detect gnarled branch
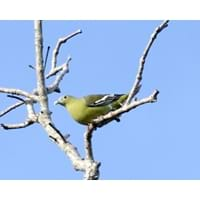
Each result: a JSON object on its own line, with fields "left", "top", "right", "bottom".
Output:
{"left": 46, "top": 29, "right": 82, "bottom": 79}
{"left": 125, "top": 20, "right": 169, "bottom": 104}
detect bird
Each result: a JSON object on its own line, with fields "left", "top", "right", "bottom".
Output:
{"left": 54, "top": 94, "right": 128, "bottom": 125}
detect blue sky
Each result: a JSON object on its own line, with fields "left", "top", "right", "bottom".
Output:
{"left": 0, "top": 20, "right": 200, "bottom": 180}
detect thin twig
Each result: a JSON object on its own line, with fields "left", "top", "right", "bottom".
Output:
{"left": 46, "top": 56, "right": 71, "bottom": 79}
{"left": 51, "top": 29, "right": 82, "bottom": 71}
{"left": 1, "top": 98, "right": 37, "bottom": 130}
{"left": 46, "top": 56, "right": 71, "bottom": 91}
{"left": 0, "top": 95, "right": 37, "bottom": 118}
{"left": 125, "top": 20, "right": 169, "bottom": 105}
{"left": 1, "top": 118, "right": 34, "bottom": 129}
{"left": 0, "top": 95, "right": 26, "bottom": 117}
{"left": 0, "top": 101, "right": 24, "bottom": 117}
{"left": 44, "top": 46, "right": 50, "bottom": 71}
{"left": 7, "top": 95, "right": 26, "bottom": 103}
{"left": 28, "top": 65, "right": 35, "bottom": 70}
{"left": 45, "top": 29, "right": 81, "bottom": 79}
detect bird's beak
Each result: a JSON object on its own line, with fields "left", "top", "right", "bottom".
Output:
{"left": 54, "top": 97, "right": 65, "bottom": 106}
{"left": 54, "top": 99, "right": 60, "bottom": 105}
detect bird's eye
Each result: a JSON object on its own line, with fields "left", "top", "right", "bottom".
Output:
{"left": 64, "top": 96, "right": 67, "bottom": 99}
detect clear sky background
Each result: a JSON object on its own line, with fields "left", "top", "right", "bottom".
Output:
{"left": 0, "top": 20, "right": 200, "bottom": 180}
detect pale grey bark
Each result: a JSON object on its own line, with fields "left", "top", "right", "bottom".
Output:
{"left": 125, "top": 20, "right": 169, "bottom": 105}
{"left": 0, "top": 20, "right": 169, "bottom": 179}
{"left": 0, "top": 87, "right": 38, "bottom": 101}
{"left": 34, "top": 21, "right": 99, "bottom": 180}
{"left": 46, "top": 29, "right": 82, "bottom": 79}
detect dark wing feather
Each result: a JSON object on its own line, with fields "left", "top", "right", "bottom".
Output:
{"left": 85, "top": 94, "right": 124, "bottom": 107}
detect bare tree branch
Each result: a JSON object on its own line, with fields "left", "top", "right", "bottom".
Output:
{"left": 0, "top": 87, "right": 38, "bottom": 101}
{"left": 125, "top": 20, "right": 169, "bottom": 105}
{"left": 26, "top": 101, "right": 37, "bottom": 119}
{"left": 52, "top": 29, "right": 82, "bottom": 69}
{"left": 83, "top": 124, "right": 101, "bottom": 180}
{"left": 1, "top": 119, "right": 34, "bottom": 129}
{"left": 39, "top": 120, "right": 100, "bottom": 180}
{"left": 46, "top": 29, "right": 82, "bottom": 79}
{"left": 1, "top": 111, "right": 36, "bottom": 130}
{"left": 41, "top": 122, "right": 82, "bottom": 166}
{"left": 7, "top": 95, "right": 26, "bottom": 103}
{"left": 88, "top": 20, "right": 169, "bottom": 129}
{"left": 0, "top": 101, "right": 24, "bottom": 117}
{"left": 1, "top": 115, "right": 36, "bottom": 130}
{"left": 44, "top": 46, "right": 50, "bottom": 71}
{"left": 1, "top": 98, "right": 37, "bottom": 130}
{"left": 84, "top": 124, "right": 96, "bottom": 160}
{"left": 33, "top": 20, "right": 99, "bottom": 180}
{"left": 0, "top": 95, "right": 26, "bottom": 117}
{"left": 34, "top": 21, "right": 86, "bottom": 173}
{"left": 0, "top": 95, "right": 37, "bottom": 118}
{"left": 83, "top": 160, "right": 100, "bottom": 180}
{"left": 34, "top": 21, "right": 49, "bottom": 115}
{"left": 46, "top": 56, "right": 71, "bottom": 93}
{"left": 28, "top": 65, "right": 35, "bottom": 70}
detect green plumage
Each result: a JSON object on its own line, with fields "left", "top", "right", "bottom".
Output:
{"left": 55, "top": 94, "right": 128, "bottom": 125}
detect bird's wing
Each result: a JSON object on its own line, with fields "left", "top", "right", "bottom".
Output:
{"left": 85, "top": 94, "right": 124, "bottom": 107}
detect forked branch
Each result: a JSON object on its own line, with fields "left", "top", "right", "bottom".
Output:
{"left": 46, "top": 29, "right": 82, "bottom": 79}
{"left": 125, "top": 20, "right": 169, "bottom": 104}
{"left": 85, "top": 21, "right": 169, "bottom": 151}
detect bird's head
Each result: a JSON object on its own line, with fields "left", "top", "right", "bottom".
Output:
{"left": 54, "top": 95, "right": 70, "bottom": 106}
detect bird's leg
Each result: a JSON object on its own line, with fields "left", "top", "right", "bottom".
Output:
{"left": 114, "top": 117, "right": 120, "bottom": 122}
{"left": 98, "top": 116, "right": 121, "bottom": 127}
